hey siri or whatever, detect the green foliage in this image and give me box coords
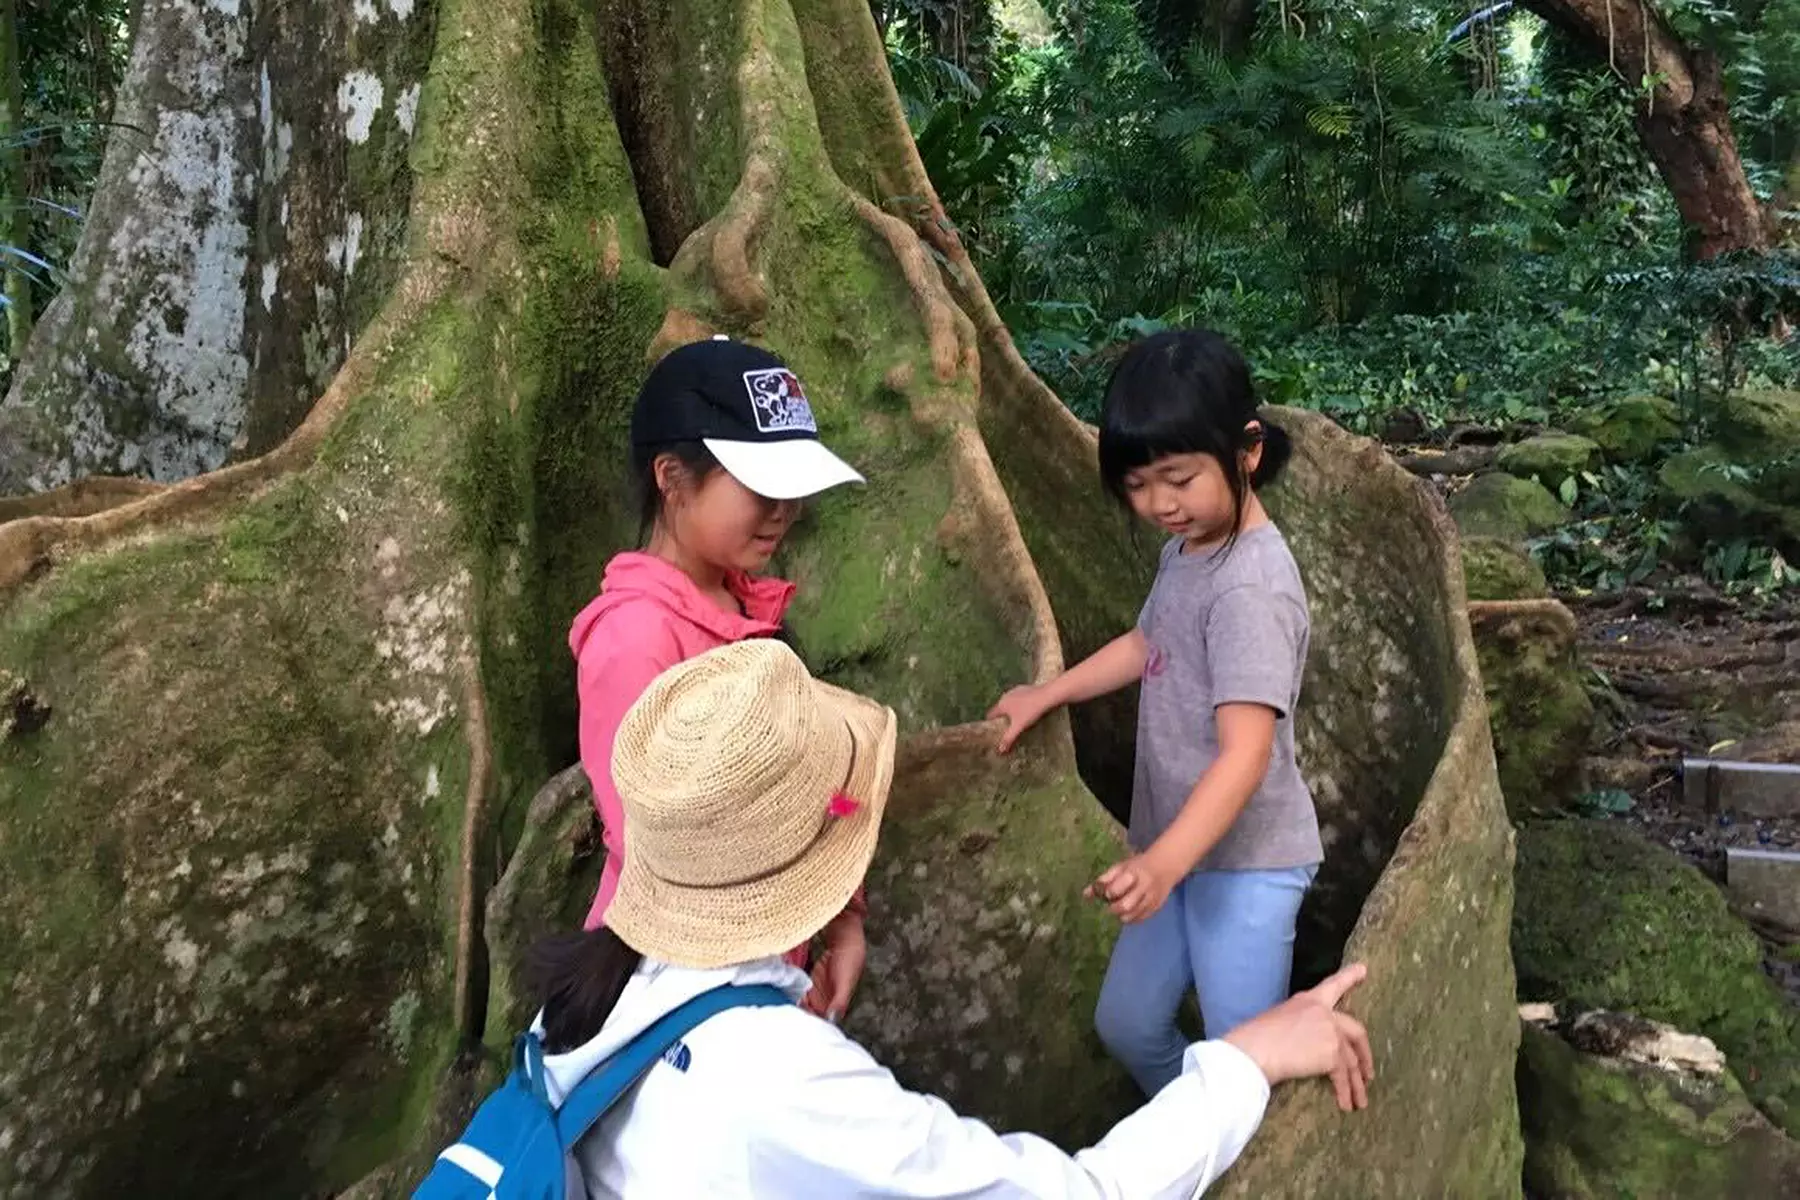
[884,4,1039,262]
[2,0,130,377]
[1158,21,1534,323]
[1530,463,1680,593]
[869,0,1800,599]
[1520,29,1667,250]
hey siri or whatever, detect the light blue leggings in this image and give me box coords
[1094,864,1319,1097]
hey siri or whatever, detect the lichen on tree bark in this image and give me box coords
[0,0,432,494]
[0,1,1523,1196]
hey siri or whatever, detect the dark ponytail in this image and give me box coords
[1249,417,1292,489]
[528,925,645,1053]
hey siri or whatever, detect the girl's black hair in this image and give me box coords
[632,440,722,546]
[529,925,646,1054]
[1097,328,1292,552]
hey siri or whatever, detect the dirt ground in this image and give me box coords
[1571,583,1800,1000]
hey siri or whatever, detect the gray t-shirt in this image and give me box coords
[1132,523,1323,871]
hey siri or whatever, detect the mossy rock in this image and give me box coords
[1497,433,1601,491]
[1717,389,1800,460]
[1567,395,1682,464]
[1450,473,1572,543]
[1519,1019,1800,1198]
[1659,447,1800,556]
[1469,601,1593,817]
[1513,820,1800,1136]
[1463,537,1549,602]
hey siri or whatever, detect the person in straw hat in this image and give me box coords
[528,638,1373,1198]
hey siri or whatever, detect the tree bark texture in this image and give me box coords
[0,0,431,493]
[0,1,1521,1196]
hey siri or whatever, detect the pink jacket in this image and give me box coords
[569,552,864,967]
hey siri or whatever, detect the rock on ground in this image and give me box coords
[1469,600,1593,818]
[1518,1006,1800,1199]
[1451,473,1572,543]
[1566,395,1682,464]
[1497,434,1601,491]
[1463,536,1550,602]
[1513,819,1800,1137]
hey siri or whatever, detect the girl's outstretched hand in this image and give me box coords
[1222,963,1374,1112]
[1086,853,1178,923]
[988,684,1053,754]
[801,913,868,1024]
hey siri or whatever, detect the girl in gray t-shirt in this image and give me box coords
[989,329,1326,1100]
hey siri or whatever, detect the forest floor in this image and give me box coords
[1571,584,1800,1003]
[1387,409,1800,1009]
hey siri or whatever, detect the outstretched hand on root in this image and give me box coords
[1222,963,1375,1113]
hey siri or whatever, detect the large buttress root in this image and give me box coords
[0,0,622,1191]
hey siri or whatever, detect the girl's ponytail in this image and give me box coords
[1251,418,1292,489]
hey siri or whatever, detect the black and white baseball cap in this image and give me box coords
[631,336,865,501]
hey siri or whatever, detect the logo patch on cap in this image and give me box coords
[743,368,818,435]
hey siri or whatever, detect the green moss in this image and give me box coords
[0,0,675,1192]
[1659,446,1800,554]
[338,4,440,338]
[587,0,746,252]
[1656,391,1800,556]
[1567,395,1682,464]
[625,105,1036,726]
[1513,820,1800,1135]
[452,0,669,858]
[0,470,465,1195]
[847,770,1137,1147]
[973,380,1154,818]
[1449,472,1572,542]
[1718,388,1800,459]
[781,430,1030,729]
[1519,1023,1800,1198]
[482,768,603,1041]
[1462,536,1550,602]
[1473,606,1592,817]
[1496,433,1601,491]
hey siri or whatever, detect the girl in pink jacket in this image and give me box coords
[570,335,868,1020]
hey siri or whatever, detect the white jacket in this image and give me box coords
[539,957,1271,1198]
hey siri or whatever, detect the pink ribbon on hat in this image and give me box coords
[827,791,861,819]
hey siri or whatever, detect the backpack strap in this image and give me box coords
[553,983,792,1149]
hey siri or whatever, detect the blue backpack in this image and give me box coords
[414,984,791,1199]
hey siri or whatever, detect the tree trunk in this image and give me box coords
[1144,0,1261,66]
[1200,0,1261,59]
[85,0,124,124]
[1520,0,1769,259]
[0,0,30,359]
[0,1,1521,1196]
[1772,149,1799,247]
[920,0,996,88]
[0,0,432,493]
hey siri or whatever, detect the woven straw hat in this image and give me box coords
[606,638,897,968]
